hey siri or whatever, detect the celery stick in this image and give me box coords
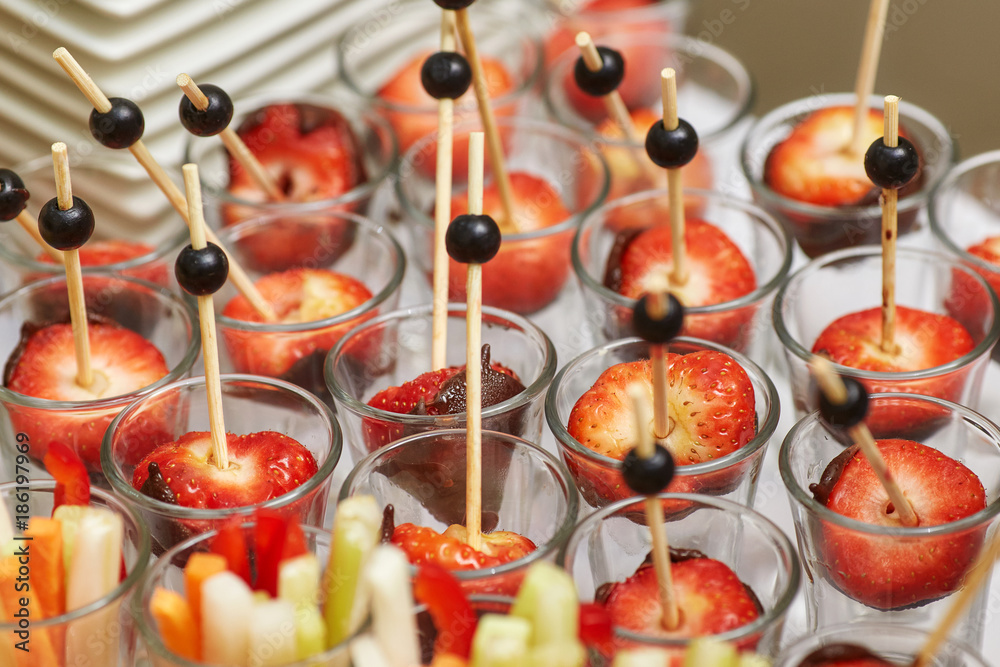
[527,640,586,667]
[248,598,298,666]
[53,504,85,581]
[202,571,255,665]
[362,545,419,667]
[737,654,772,667]
[611,648,672,667]
[64,507,123,667]
[683,638,739,667]
[325,495,382,647]
[278,554,327,658]
[349,634,392,667]
[470,614,532,667]
[510,561,579,647]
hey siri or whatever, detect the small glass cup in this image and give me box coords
[336,0,542,160]
[340,429,579,596]
[572,189,792,361]
[773,246,1000,421]
[0,274,200,476]
[102,374,342,554]
[775,625,990,667]
[0,480,151,667]
[212,209,405,406]
[133,521,359,667]
[780,394,1000,649]
[545,32,752,201]
[325,303,557,460]
[929,150,1000,311]
[183,92,397,231]
[546,337,779,512]
[414,595,512,664]
[741,93,955,258]
[0,156,186,287]
[558,493,799,661]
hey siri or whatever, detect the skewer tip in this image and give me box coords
[574,31,592,49]
[53,47,69,59]
[176,73,191,87]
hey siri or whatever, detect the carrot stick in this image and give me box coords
[24,518,66,657]
[150,587,200,661]
[0,556,60,666]
[183,552,227,636]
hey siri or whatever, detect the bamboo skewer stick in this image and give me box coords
[15,210,63,263]
[849,0,891,155]
[880,95,900,355]
[660,69,687,287]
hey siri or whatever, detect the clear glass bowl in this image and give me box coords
[775,625,990,667]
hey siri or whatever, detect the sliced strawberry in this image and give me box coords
[5,321,169,467]
[414,563,478,659]
[813,439,987,610]
[603,559,760,639]
[379,51,515,175]
[797,645,893,667]
[221,268,373,379]
[130,430,319,510]
[43,442,90,508]
[764,106,922,207]
[368,368,461,415]
[610,219,757,346]
[224,103,365,271]
[392,523,535,572]
[444,172,572,314]
[33,239,168,285]
[568,352,756,465]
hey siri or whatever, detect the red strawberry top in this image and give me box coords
[794,645,893,667]
[131,430,319,509]
[6,321,168,402]
[812,306,974,373]
[764,106,923,207]
[567,351,756,465]
[392,523,536,571]
[227,102,366,207]
[810,439,986,609]
[34,239,155,268]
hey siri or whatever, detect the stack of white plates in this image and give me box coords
[0,0,381,218]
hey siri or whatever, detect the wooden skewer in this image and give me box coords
[629,384,680,631]
[182,164,229,471]
[431,10,458,372]
[810,356,918,527]
[911,534,1000,667]
[646,284,672,440]
[464,132,486,553]
[660,69,687,287]
[453,8,518,233]
[176,74,285,202]
[849,0,891,156]
[51,143,93,390]
[15,211,63,263]
[880,95,900,355]
[53,47,277,323]
[576,32,637,142]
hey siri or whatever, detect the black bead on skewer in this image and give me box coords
[0,169,29,222]
[89,98,145,149]
[175,243,229,296]
[446,213,501,265]
[433,0,475,8]
[622,444,676,495]
[421,51,473,100]
[864,136,919,190]
[38,196,94,251]
[632,293,685,344]
[179,84,235,137]
[574,45,625,98]
[645,118,699,169]
[817,375,869,430]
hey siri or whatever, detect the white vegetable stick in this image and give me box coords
[202,571,255,665]
[362,545,420,667]
[349,634,393,667]
[248,598,298,666]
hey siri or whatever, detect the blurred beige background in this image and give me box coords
[688,0,996,157]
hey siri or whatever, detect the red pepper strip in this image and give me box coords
[578,602,615,656]
[43,442,90,509]
[253,508,289,597]
[210,517,252,586]
[413,563,477,659]
[282,517,308,561]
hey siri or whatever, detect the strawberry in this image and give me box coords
[947,238,1000,346]
[5,321,169,467]
[812,439,987,610]
[603,559,760,653]
[444,172,573,314]
[566,352,756,508]
[220,268,373,383]
[812,306,974,433]
[795,645,894,667]
[224,103,365,271]
[609,219,757,348]
[33,239,168,286]
[130,430,319,510]
[378,52,515,177]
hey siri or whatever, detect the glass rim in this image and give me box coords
[0,481,151,630]
[335,1,543,116]
[338,427,580,580]
[928,148,1000,276]
[558,492,800,647]
[181,91,398,210]
[101,373,342,520]
[212,209,406,333]
[779,391,1000,536]
[325,302,558,425]
[396,116,611,241]
[571,187,793,312]
[545,336,780,473]
[0,273,201,410]
[772,245,1000,380]
[739,92,956,218]
[544,32,754,145]
[2,154,187,273]
[133,521,367,666]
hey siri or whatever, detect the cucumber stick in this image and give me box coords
[683,638,739,667]
[611,648,671,667]
[363,545,420,667]
[470,614,532,667]
[325,495,382,647]
[248,598,298,666]
[278,554,327,658]
[53,504,86,582]
[202,571,255,665]
[510,561,579,648]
